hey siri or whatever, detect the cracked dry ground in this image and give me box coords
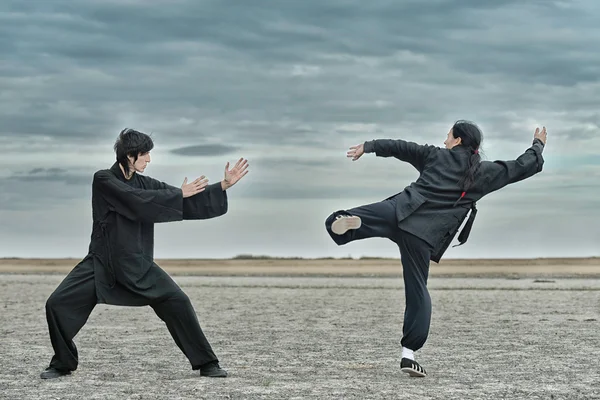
[1,275,599,399]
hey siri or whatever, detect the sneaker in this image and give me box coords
[331,215,362,235]
[40,367,71,379]
[400,358,427,377]
[200,361,228,378]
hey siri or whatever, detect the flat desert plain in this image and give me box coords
[1,258,599,399]
[1,256,600,277]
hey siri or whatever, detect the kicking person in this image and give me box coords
[325,121,546,377]
[41,128,249,379]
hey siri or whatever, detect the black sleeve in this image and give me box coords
[482,139,545,195]
[182,182,228,220]
[363,139,437,172]
[93,171,184,223]
[141,176,228,220]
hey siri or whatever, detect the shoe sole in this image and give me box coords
[40,372,71,379]
[401,367,426,377]
[331,216,362,235]
[201,373,228,378]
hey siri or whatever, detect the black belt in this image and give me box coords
[452,202,477,249]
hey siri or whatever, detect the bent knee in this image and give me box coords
[168,290,191,305]
[46,292,64,310]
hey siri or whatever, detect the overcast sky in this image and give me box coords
[1,0,598,260]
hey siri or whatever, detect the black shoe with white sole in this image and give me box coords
[331,215,362,235]
[400,358,427,377]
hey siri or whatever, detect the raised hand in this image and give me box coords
[222,158,249,190]
[347,143,365,161]
[181,175,209,198]
[534,127,547,145]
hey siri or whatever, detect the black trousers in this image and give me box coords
[45,257,218,371]
[325,197,433,352]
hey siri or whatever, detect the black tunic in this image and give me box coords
[363,138,545,262]
[85,162,228,305]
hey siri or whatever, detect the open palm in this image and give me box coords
[223,158,249,189]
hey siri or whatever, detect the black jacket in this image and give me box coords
[363,138,545,262]
[86,162,228,305]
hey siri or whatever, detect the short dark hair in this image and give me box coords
[113,128,154,175]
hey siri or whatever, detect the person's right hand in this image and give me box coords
[181,176,209,198]
[534,127,547,145]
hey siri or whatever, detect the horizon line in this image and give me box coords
[1,255,598,261]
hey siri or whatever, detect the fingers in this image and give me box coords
[190,175,207,185]
[347,146,362,161]
[229,158,249,174]
[188,176,208,194]
[182,177,188,187]
[233,158,248,171]
[534,127,547,136]
[237,160,249,173]
[196,176,209,188]
[347,144,362,158]
[236,169,249,182]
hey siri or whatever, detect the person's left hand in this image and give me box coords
[347,143,365,161]
[222,158,249,190]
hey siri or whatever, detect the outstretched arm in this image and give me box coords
[162,157,249,220]
[348,139,437,172]
[94,171,184,223]
[482,127,547,195]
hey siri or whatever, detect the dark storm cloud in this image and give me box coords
[253,158,334,169]
[1,0,598,150]
[240,182,391,201]
[170,144,239,157]
[0,0,599,222]
[0,170,91,211]
[4,168,91,185]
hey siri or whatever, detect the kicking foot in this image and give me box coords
[401,358,427,377]
[40,367,71,379]
[200,361,228,378]
[331,215,362,235]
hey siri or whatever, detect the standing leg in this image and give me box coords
[42,256,97,378]
[150,285,226,377]
[325,198,398,245]
[395,229,433,377]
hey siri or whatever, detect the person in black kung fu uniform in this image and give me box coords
[325,121,547,377]
[41,128,249,379]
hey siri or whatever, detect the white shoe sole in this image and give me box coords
[401,367,426,377]
[331,216,362,235]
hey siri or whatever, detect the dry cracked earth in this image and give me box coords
[1,274,600,399]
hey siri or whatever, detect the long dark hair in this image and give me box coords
[113,128,154,175]
[451,120,482,192]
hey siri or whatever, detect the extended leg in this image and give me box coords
[44,256,97,377]
[325,197,398,245]
[151,287,225,376]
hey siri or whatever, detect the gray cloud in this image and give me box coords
[170,144,239,157]
[2,0,599,147]
[5,168,91,185]
[0,0,599,257]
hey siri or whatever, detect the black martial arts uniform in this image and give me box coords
[325,138,545,351]
[45,162,228,372]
